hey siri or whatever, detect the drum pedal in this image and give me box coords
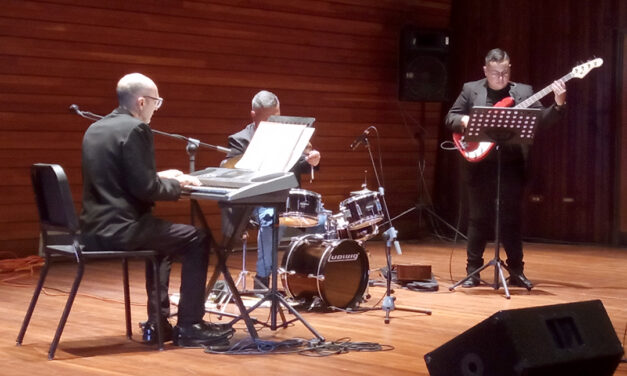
[308,296,322,311]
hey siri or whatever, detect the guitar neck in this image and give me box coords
[514,72,572,109]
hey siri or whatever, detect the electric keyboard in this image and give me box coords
[183,167,298,203]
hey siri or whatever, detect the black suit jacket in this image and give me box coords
[80,107,181,250]
[445,78,562,134]
[226,122,256,159]
[445,79,564,185]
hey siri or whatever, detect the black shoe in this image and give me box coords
[140,320,173,344]
[509,272,533,290]
[254,275,269,290]
[173,321,234,348]
[206,322,233,332]
[462,263,482,288]
[462,277,480,288]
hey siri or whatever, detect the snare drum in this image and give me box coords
[281,235,369,308]
[340,192,383,230]
[324,213,378,241]
[347,223,379,241]
[335,215,351,240]
[324,213,350,240]
[279,189,321,228]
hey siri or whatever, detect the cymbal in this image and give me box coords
[350,188,376,196]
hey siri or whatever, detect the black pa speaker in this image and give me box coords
[399,27,449,101]
[424,300,624,376]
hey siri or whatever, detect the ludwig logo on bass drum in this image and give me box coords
[329,253,359,262]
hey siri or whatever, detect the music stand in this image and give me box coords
[267,115,316,127]
[449,106,541,299]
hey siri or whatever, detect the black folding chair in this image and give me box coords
[16,163,165,359]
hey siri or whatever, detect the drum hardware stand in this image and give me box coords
[415,156,466,240]
[377,161,467,241]
[448,106,540,299]
[360,244,373,302]
[210,231,266,319]
[352,127,432,323]
[377,227,432,323]
[199,202,312,340]
[416,202,467,240]
[307,296,323,311]
[381,204,467,241]
[230,209,325,342]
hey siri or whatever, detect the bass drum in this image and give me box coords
[281,236,369,309]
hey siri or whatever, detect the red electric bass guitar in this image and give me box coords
[452,58,603,162]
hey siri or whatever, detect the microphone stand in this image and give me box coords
[151,130,231,174]
[356,129,431,323]
[69,104,231,173]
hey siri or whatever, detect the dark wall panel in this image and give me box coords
[434,0,626,244]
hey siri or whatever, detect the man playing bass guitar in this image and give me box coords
[445,48,566,289]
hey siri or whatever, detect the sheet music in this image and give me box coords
[235,121,314,173]
[465,106,540,144]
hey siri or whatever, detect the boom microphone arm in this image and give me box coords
[69,104,231,171]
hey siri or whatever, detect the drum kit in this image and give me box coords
[279,187,385,309]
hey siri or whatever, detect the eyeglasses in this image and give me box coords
[143,95,163,110]
[487,70,510,79]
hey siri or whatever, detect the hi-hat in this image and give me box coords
[350,187,375,196]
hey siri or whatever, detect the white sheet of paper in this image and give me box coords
[235,121,315,173]
[287,127,314,170]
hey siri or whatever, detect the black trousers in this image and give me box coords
[465,157,525,273]
[138,220,210,326]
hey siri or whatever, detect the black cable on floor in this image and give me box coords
[204,337,393,356]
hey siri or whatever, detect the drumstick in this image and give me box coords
[305,142,314,183]
[396,305,432,314]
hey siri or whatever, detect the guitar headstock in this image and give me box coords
[571,58,603,78]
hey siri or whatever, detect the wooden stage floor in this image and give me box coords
[1,240,626,375]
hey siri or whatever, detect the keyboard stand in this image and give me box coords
[190,190,324,342]
[192,200,260,338]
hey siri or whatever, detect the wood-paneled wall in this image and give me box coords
[0,0,451,257]
[434,0,627,244]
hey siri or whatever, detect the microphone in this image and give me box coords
[350,129,370,150]
[69,104,102,121]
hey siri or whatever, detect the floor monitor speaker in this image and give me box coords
[424,300,624,376]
